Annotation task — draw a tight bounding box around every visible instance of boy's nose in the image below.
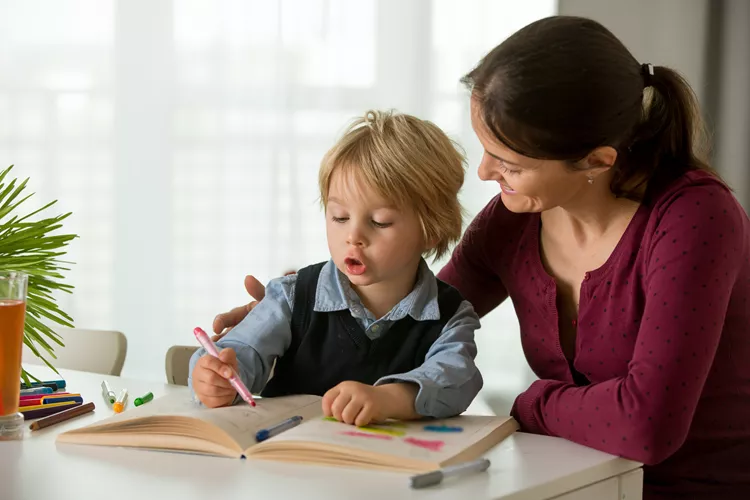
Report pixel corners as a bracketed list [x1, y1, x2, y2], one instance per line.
[347, 235, 365, 247]
[346, 227, 366, 247]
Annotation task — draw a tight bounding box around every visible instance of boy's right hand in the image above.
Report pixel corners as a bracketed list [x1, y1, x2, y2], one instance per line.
[191, 348, 240, 408]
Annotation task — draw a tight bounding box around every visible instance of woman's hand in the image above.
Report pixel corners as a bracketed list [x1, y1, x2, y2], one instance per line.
[211, 271, 296, 342]
[211, 275, 267, 341]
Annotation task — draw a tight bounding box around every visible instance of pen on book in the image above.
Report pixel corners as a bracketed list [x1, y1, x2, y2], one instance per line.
[101, 380, 116, 405]
[193, 327, 256, 407]
[30, 402, 95, 431]
[113, 389, 128, 413]
[256, 415, 303, 442]
[409, 458, 491, 489]
[134, 392, 153, 407]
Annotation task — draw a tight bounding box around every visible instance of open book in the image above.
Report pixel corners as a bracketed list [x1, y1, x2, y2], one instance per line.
[57, 393, 519, 472]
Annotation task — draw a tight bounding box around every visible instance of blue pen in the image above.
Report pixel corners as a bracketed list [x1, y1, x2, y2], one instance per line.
[255, 415, 303, 442]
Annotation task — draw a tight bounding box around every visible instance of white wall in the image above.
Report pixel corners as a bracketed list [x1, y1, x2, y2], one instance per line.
[558, 0, 710, 102]
[559, 0, 750, 210]
[712, 0, 750, 208]
[0, 1, 553, 400]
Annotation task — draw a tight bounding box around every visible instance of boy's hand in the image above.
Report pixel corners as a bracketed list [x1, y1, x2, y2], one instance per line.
[322, 381, 386, 426]
[322, 381, 419, 426]
[191, 348, 240, 408]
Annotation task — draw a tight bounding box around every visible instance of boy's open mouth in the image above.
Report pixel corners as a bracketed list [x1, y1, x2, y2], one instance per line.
[344, 257, 367, 276]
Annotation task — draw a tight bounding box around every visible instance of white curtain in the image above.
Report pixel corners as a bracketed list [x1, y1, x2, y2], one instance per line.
[0, 0, 555, 399]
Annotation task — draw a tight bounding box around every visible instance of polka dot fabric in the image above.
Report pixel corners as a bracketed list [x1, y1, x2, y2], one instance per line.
[438, 171, 750, 498]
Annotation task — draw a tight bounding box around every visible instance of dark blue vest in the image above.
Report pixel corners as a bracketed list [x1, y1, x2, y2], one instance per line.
[261, 262, 464, 397]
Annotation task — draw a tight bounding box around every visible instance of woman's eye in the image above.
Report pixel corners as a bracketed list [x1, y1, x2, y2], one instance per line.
[372, 220, 392, 228]
[497, 158, 521, 175]
[500, 164, 521, 175]
[331, 216, 348, 223]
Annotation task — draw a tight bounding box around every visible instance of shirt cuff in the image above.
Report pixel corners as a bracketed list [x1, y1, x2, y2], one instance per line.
[511, 379, 557, 435]
[374, 374, 432, 416]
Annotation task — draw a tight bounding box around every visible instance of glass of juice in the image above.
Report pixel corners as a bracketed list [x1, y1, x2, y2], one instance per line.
[0, 271, 28, 440]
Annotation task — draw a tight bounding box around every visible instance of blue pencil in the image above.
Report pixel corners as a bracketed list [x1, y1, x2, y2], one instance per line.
[20, 379, 66, 390]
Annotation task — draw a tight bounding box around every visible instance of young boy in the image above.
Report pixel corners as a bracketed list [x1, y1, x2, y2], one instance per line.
[189, 110, 482, 426]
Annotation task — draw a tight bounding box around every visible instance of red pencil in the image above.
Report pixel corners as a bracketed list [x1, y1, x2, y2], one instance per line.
[19, 393, 78, 406]
[20, 392, 70, 401]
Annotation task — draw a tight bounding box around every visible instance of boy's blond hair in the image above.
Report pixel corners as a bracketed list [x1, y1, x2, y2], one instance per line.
[319, 110, 466, 261]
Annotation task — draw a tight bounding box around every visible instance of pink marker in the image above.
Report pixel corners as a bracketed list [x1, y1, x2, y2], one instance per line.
[193, 327, 256, 407]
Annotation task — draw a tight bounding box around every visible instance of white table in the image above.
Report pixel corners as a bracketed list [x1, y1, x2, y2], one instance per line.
[1, 368, 642, 500]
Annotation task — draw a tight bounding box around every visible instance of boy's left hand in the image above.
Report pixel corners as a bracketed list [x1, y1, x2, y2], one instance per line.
[322, 381, 389, 426]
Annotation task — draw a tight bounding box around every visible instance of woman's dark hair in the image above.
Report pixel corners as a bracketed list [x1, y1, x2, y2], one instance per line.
[463, 16, 717, 202]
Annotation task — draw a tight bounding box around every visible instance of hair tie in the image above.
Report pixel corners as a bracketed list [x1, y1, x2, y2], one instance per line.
[641, 63, 655, 88]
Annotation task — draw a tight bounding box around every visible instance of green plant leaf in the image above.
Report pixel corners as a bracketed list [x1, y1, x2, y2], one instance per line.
[0, 165, 77, 378]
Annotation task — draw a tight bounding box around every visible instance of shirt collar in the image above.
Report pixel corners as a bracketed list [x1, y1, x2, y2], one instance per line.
[313, 259, 441, 321]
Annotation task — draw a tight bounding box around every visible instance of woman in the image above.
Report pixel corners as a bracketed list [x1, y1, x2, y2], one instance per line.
[210, 16, 750, 498]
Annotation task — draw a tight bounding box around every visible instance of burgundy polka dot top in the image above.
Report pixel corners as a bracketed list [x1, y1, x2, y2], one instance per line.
[438, 170, 750, 498]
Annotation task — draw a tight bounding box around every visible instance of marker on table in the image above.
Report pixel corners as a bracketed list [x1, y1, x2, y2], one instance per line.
[19, 395, 82, 408]
[20, 387, 53, 396]
[409, 458, 491, 489]
[20, 382, 59, 391]
[21, 379, 66, 390]
[193, 327, 256, 407]
[113, 389, 128, 413]
[134, 392, 153, 407]
[256, 415, 303, 442]
[101, 380, 116, 405]
[20, 401, 80, 414]
[20, 392, 70, 401]
[41, 396, 83, 406]
[22, 401, 82, 420]
[30, 402, 95, 431]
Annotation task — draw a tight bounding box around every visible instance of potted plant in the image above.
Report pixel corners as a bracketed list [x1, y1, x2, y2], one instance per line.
[0, 165, 78, 385]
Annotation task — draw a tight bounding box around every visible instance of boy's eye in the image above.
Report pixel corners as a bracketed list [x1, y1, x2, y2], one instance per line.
[331, 216, 348, 223]
[372, 220, 392, 228]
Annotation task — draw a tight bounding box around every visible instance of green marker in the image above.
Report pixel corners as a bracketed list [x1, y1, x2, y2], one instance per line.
[134, 392, 154, 407]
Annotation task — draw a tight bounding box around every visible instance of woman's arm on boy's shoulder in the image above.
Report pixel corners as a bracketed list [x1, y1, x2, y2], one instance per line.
[438, 194, 512, 316]
[188, 274, 297, 397]
[374, 299, 483, 418]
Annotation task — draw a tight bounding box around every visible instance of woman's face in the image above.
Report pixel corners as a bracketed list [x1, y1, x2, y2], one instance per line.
[470, 99, 598, 214]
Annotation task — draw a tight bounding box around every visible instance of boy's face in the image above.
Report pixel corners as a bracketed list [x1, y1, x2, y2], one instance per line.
[325, 169, 425, 289]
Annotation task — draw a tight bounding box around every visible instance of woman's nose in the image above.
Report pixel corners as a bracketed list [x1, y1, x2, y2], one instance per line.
[477, 153, 496, 181]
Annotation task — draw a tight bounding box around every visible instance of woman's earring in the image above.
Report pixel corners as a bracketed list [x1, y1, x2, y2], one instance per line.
[587, 175, 594, 185]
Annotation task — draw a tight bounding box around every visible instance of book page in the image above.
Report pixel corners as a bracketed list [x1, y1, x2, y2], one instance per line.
[61, 393, 323, 453]
[249, 414, 517, 470]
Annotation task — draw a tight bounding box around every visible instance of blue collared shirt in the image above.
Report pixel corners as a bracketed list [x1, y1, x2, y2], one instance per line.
[188, 259, 483, 418]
